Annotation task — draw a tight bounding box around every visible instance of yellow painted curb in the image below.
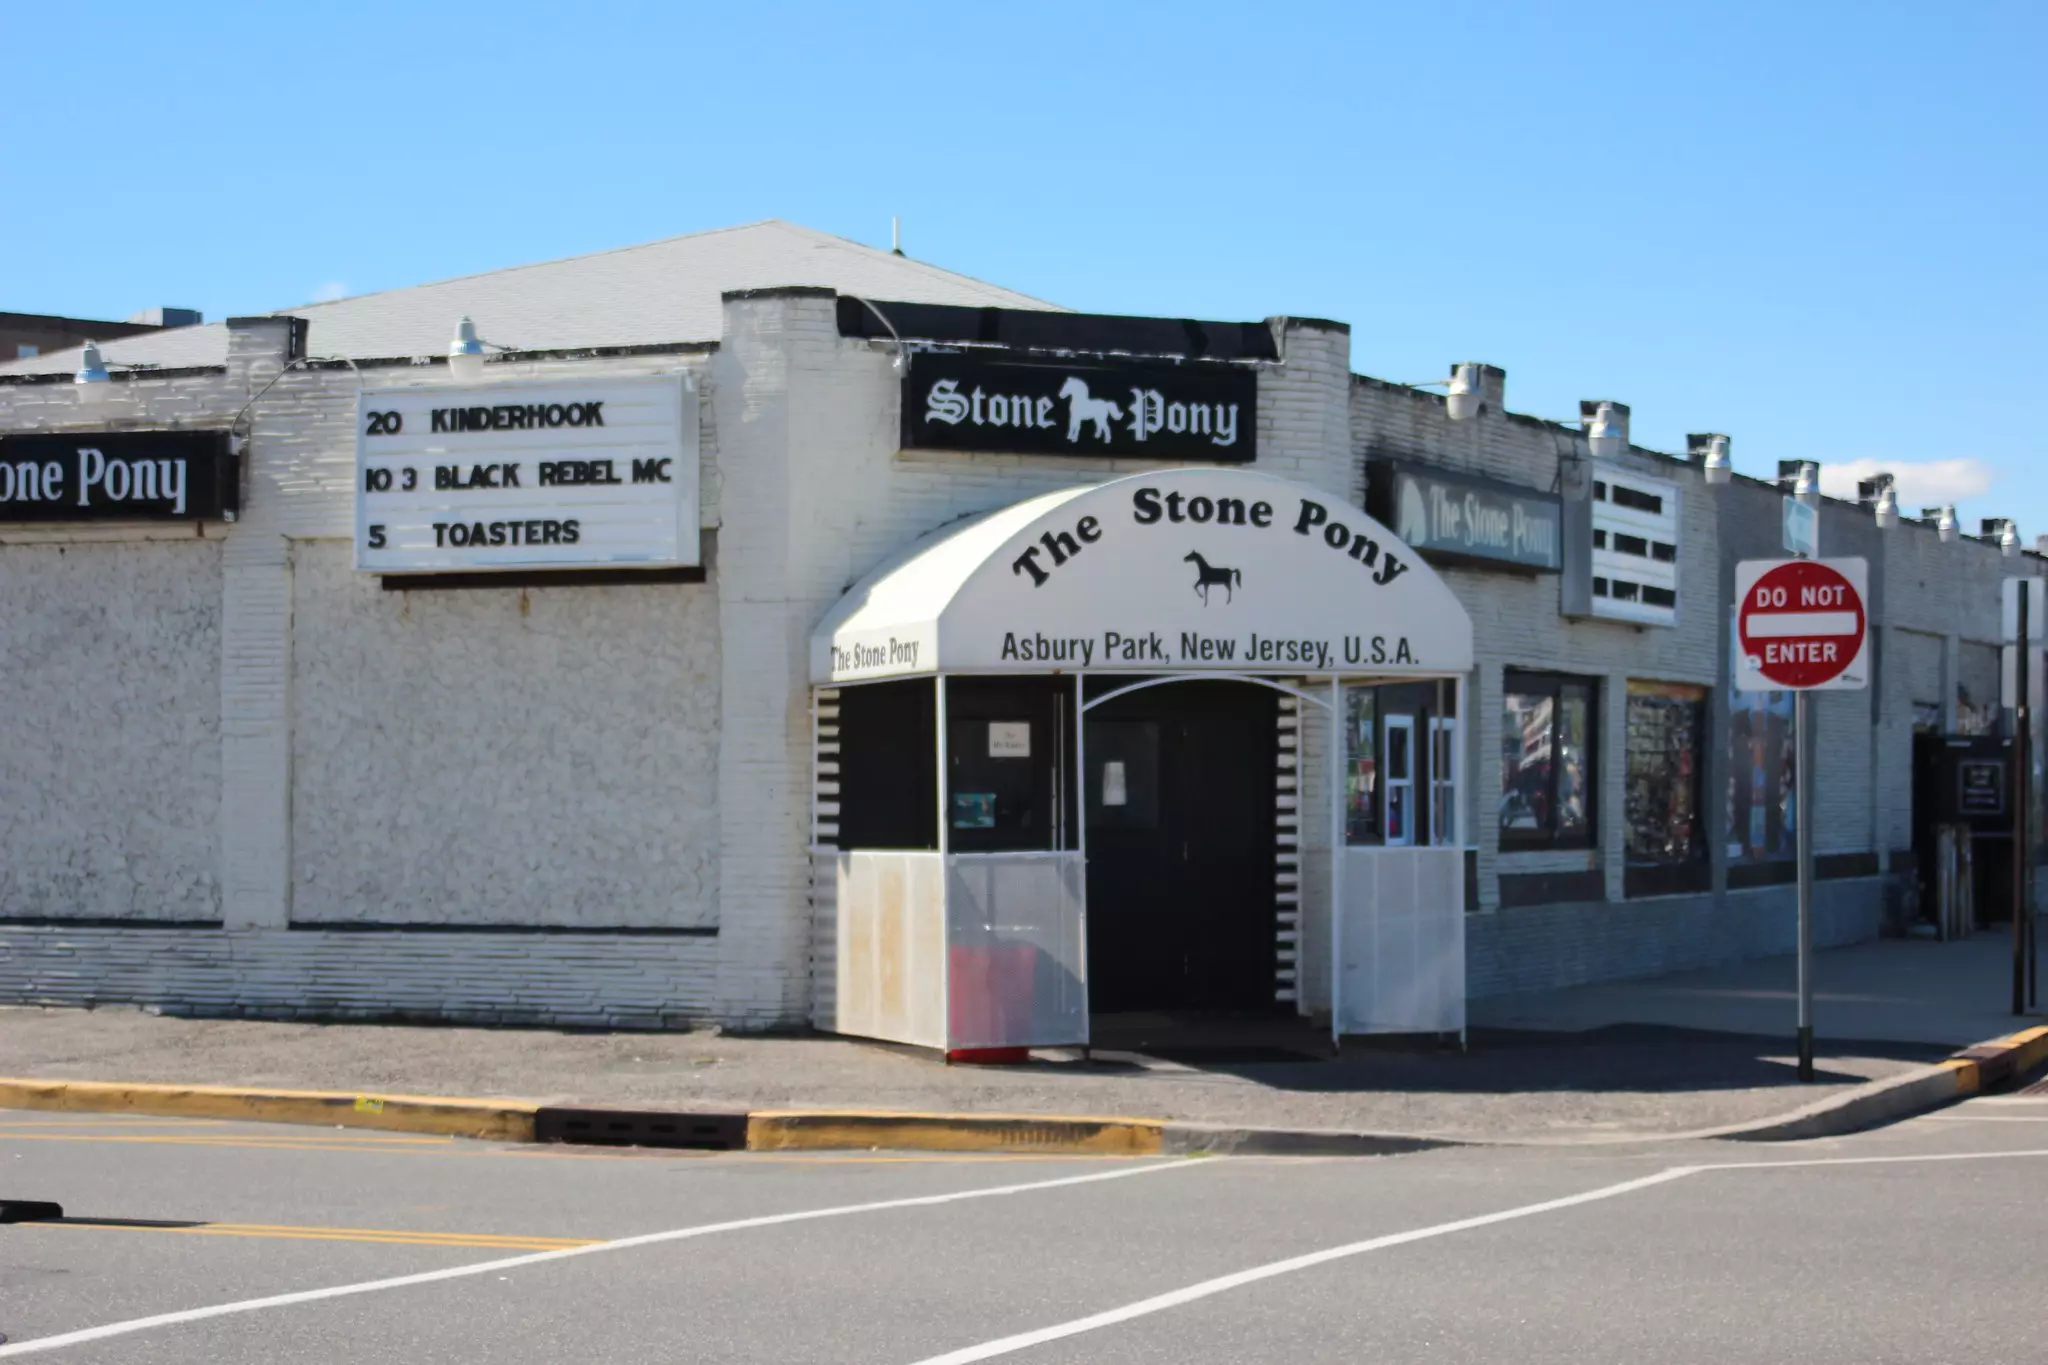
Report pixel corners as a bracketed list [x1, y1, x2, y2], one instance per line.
[1939, 1057, 1981, 1096]
[745, 1108, 1167, 1155]
[0, 1078, 537, 1142]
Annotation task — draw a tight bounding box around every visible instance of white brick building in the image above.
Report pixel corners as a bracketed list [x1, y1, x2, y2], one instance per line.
[0, 221, 2035, 1034]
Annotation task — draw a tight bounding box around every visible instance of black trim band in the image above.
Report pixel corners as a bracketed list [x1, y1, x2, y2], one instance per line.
[380, 566, 706, 591]
[0, 917, 222, 930]
[837, 297, 1280, 361]
[285, 922, 717, 936]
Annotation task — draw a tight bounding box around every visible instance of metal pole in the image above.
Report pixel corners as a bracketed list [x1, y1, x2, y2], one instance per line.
[1329, 675, 1345, 1050]
[1796, 687, 1815, 1082]
[1074, 671, 1090, 1049]
[2015, 581, 2030, 1016]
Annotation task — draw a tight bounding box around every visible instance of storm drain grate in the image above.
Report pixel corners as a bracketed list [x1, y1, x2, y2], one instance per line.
[533, 1108, 747, 1150]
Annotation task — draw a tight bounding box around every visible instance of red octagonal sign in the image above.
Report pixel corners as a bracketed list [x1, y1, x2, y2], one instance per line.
[1737, 558, 1867, 690]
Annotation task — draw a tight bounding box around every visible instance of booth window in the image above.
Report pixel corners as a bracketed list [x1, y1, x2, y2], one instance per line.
[833, 679, 938, 850]
[1346, 682, 1457, 847]
[1624, 681, 1708, 896]
[1499, 671, 1596, 849]
[944, 676, 1074, 853]
[1725, 688, 1796, 885]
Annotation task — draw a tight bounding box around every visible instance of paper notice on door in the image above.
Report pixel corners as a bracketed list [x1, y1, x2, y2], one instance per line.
[1102, 760, 1128, 807]
[988, 721, 1031, 759]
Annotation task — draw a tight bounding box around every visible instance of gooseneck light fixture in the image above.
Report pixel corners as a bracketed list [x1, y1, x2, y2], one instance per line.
[1405, 363, 1487, 421]
[73, 339, 160, 404]
[448, 317, 489, 383]
[1584, 402, 1627, 460]
[1701, 434, 1733, 486]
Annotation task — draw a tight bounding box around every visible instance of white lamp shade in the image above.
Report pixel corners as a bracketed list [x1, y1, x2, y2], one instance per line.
[74, 340, 111, 399]
[1702, 434, 1732, 485]
[448, 316, 487, 383]
[1445, 363, 1482, 421]
[1585, 402, 1626, 459]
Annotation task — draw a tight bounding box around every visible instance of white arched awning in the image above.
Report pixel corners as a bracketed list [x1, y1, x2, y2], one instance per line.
[811, 468, 1474, 684]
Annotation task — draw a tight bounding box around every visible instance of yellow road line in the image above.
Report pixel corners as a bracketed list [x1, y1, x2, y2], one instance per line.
[0, 1128, 457, 1144]
[31, 1222, 598, 1250]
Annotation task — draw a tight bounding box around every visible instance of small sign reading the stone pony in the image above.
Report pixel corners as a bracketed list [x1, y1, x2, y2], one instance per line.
[902, 353, 1257, 462]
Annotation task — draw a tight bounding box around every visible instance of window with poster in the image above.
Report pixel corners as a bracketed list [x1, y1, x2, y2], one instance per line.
[1344, 682, 1458, 848]
[1499, 671, 1597, 849]
[1726, 689, 1797, 886]
[1625, 681, 1709, 897]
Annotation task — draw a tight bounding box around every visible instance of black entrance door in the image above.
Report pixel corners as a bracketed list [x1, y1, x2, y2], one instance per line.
[1084, 681, 1278, 1013]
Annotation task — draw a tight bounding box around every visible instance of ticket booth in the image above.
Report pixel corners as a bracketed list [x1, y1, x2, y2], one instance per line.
[808, 469, 1476, 1055]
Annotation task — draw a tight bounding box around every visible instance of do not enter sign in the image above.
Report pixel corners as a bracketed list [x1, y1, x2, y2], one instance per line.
[1735, 557, 1869, 691]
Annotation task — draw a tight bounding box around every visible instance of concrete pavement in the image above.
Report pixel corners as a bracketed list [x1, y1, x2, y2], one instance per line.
[3, 1075, 2045, 1361]
[1472, 926, 2048, 1047]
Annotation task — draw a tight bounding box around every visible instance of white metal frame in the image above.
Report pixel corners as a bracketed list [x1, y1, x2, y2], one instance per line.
[820, 665, 1469, 1053]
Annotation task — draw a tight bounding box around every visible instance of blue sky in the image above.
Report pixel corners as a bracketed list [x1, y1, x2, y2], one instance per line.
[5, 2, 2040, 535]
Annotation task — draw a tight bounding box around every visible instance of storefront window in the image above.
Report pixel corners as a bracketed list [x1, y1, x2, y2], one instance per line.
[1726, 690, 1795, 866]
[1500, 671, 1596, 849]
[1625, 681, 1707, 896]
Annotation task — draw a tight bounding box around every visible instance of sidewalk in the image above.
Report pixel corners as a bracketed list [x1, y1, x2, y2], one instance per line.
[8, 930, 2039, 1145]
[1471, 929, 2048, 1048]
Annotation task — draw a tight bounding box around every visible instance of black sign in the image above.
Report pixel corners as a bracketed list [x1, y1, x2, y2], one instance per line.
[0, 431, 237, 522]
[1366, 460, 1560, 573]
[1958, 758, 2006, 817]
[902, 354, 1256, 462]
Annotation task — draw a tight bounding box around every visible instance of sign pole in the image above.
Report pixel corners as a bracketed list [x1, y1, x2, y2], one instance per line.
[1796, 686, 1815, 1081]
[2015, 580, 2030, 1016]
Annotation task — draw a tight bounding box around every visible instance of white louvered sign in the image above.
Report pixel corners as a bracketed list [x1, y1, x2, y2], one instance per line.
[1588, 463, 1680, 627]
[353, 374, 698, 573]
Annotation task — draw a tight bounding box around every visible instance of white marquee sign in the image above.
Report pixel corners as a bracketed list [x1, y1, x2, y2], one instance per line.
[814, 469, 1475, 682]
[353, 374, 698, 573]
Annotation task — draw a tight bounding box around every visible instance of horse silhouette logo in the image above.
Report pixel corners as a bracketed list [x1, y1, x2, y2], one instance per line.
[1184, 551, 1241, 605]
[1058, 377, 1123, 443]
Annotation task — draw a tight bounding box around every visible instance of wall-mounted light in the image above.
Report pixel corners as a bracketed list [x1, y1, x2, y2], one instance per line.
[1584, 402, 1627, 459]
[73, 340, 111, 402]
[2003, 522, 2022, 557]
[1691, 433, 1732, 486]
[1792, 461, 1819, 508]
[1446, 363, 1483, 421]
[1874, 483, 1898, 529]
[1402, 362, 1489, 420]
[448, 317, 488, 383]
[1938, 506, 1959, 544]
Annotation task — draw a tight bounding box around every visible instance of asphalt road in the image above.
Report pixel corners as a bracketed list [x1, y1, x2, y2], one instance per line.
[2, 1093, 2044, 1363]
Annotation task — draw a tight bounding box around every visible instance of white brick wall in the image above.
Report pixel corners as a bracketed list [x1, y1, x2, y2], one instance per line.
[0, 539, 223, 920]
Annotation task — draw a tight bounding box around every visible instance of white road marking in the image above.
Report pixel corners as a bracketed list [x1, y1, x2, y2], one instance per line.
[1920, 1115, 2048, 1122]
[0, 1159, 1201, 1358]
[902, 1147, 2048, 1365]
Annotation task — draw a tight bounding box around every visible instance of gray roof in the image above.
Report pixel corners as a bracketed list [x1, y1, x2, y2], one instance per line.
[0, 219, 1061, 377]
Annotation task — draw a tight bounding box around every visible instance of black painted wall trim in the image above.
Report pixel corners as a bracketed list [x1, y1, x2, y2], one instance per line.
[1816, 851, 1882, 880]
[1624, 861, 1712, 899]
[380, 566, 706, 591]
[1497, 868, 1606, 909]
[1728, 861, 1798, 889]
[0, 917, 223, 930]
[837, 297, 1280, 361]
[286, 922, 718, 936]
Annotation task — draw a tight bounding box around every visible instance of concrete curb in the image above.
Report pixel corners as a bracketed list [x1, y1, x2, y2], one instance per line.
[0, 1077, 538, 1142]
[2, 1025, 2041, 1156]
[1712, 1023, 2048, 1142]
